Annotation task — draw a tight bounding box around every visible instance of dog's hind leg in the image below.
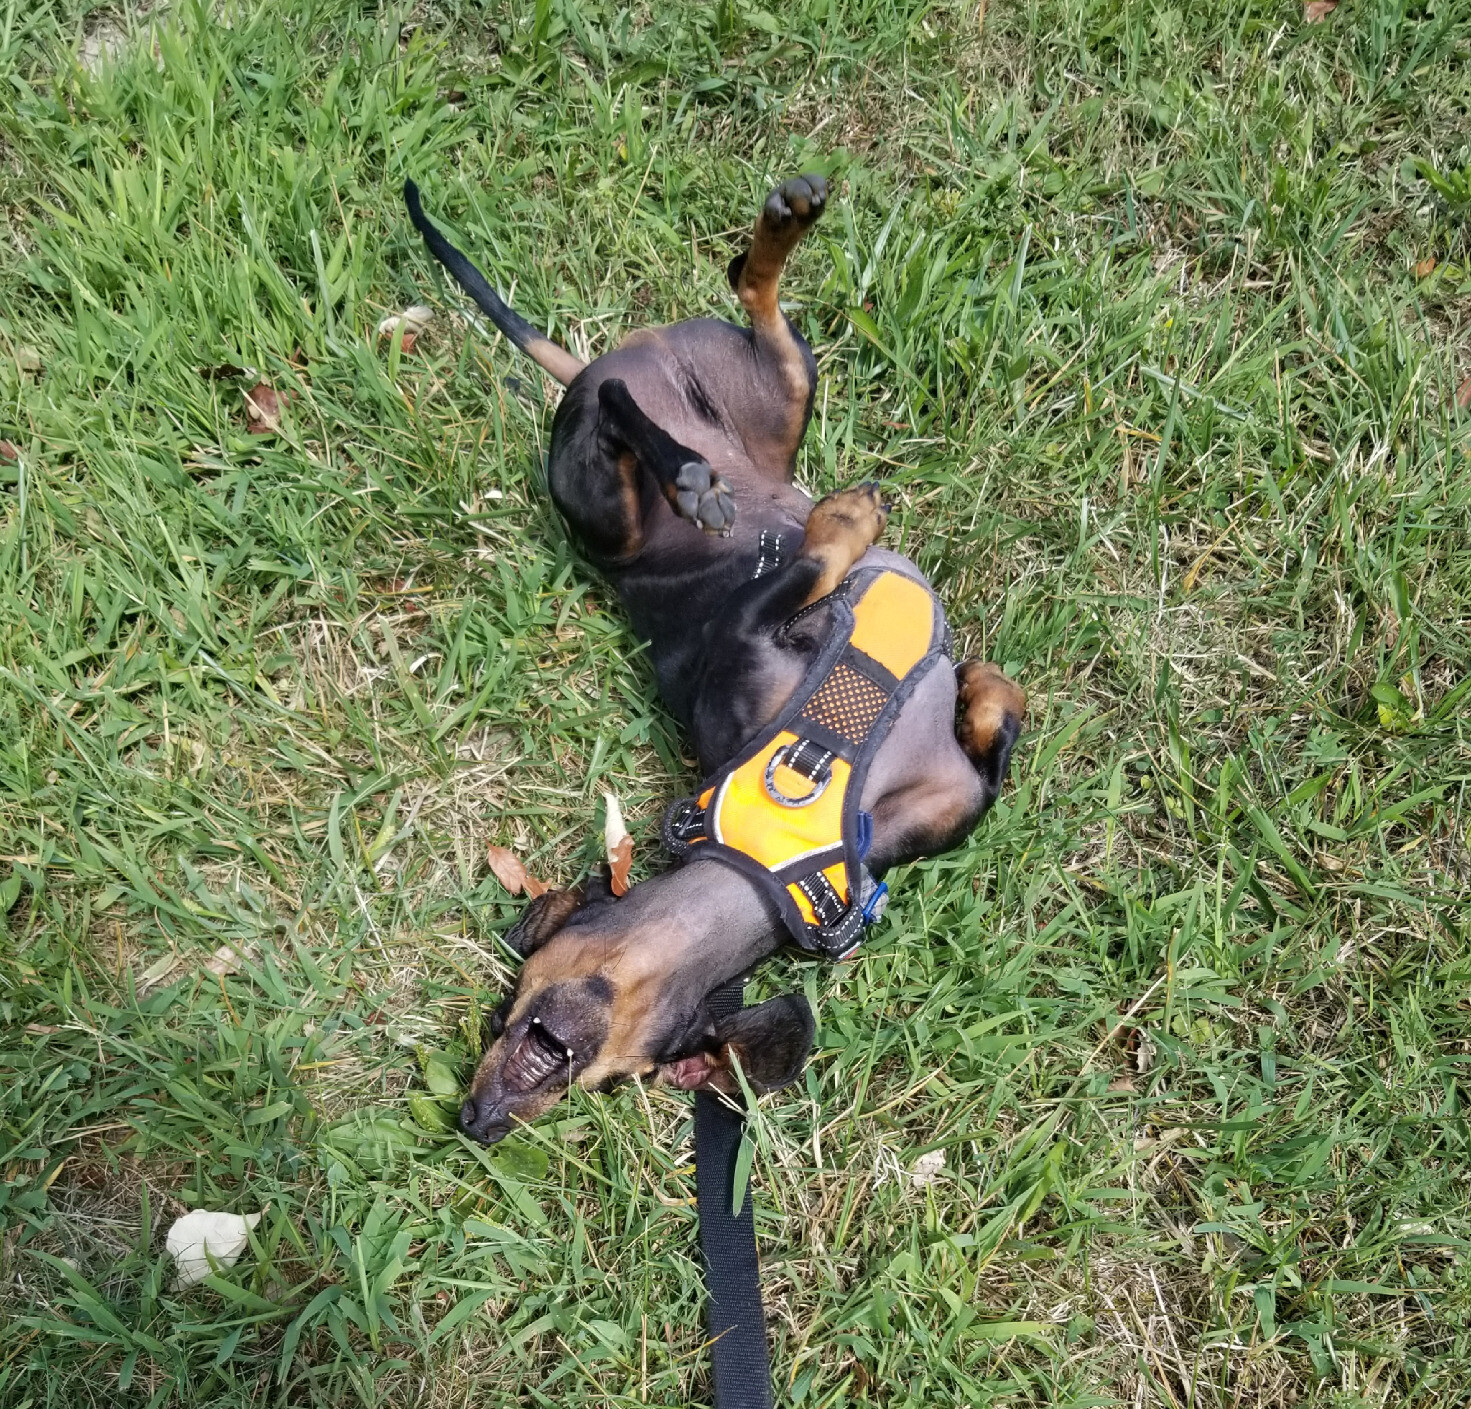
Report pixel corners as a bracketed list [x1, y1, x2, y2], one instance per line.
[729, 174, 828, 461]
[543, 375, 737, 560]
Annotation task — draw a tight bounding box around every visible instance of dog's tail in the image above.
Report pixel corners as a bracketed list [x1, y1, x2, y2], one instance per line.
[403, 179, 585, 387]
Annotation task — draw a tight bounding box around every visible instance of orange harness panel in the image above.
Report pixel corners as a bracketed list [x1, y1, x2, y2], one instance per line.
[663, 568, 949, 959]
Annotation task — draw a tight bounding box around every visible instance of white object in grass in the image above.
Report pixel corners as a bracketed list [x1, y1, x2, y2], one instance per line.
[165, 1209, 263, 1289]
[909, 1150, 945, 1190]
[376, 305, 434, 338]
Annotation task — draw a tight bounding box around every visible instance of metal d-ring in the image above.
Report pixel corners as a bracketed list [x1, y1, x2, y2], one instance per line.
[763, 743, 832, 808]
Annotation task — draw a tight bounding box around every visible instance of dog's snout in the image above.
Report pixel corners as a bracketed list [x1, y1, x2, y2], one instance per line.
[459, 1094, 508, 1145]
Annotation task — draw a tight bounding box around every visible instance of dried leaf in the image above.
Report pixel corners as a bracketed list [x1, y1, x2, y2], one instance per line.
[243, 381, 284, 435]
[604, 793, 634, 896]
[399, 331, 419, 355]
[165, 1208, 263, 1289]
[203, 945, 239, 977]
[1304, 0, 1336, 19]
[1413, 257, 1437, 278]
[376, 305, 433, 339]
[602, 792, 629, 854]
[15, 346, 41, 373]
[608, 836, 633, 896]
[1456, 375, 1471, 411]
[486, 844, 528, 896]
[523, 874, 551, 898]
[1108, 1076, 1137, 1093]
[0, 441, 16, 462]
[135, 951, 181, 997]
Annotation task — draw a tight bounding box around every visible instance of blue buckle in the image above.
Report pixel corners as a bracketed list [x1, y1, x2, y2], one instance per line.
[861, 879, 888, 926]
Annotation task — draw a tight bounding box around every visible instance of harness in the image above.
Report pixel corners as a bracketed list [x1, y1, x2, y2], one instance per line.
[663, 562, 951, 961]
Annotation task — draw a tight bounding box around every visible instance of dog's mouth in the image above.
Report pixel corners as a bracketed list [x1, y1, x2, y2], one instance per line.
[502, 1017, 575, 1093]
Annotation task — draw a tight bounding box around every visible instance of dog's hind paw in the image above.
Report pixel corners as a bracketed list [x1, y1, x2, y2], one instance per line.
[671, 459, 736, 535]
[764, 173, 827, 232]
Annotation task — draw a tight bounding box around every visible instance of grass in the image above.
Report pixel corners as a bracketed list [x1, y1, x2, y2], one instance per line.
[2, 0, 1470, 1404]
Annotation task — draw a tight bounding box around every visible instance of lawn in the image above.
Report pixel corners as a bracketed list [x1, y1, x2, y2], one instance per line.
[2, 0, 1470, 1405]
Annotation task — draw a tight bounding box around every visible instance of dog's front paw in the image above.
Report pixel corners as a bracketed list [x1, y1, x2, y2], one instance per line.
[805, 481, 889, 548]
[671, 459, 736, 535]
[763, 173, 828, 232]
[797, 481, 889, 602]
[955, 661, 1026, 764]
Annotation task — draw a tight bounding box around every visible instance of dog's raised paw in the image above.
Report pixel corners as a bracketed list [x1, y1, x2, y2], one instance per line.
[796, 482, 890, 603]
[955, 661, 1026, 762]
[805, 481, 889, 546]
[764, 173, 828, 231]
[672, 459, 736, 535]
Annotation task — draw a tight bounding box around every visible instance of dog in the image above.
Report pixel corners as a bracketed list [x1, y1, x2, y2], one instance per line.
[404, 173, 1025, 1145]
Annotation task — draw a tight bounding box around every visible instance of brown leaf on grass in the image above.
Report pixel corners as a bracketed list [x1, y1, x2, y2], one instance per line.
[1413, 257, 1437, 278]
[1304, 0, 1336, 19]
[523, 875, 551, 898]
[603, 792, 634, 896]
[244, 381, 285, 434]
[486, 844, 529, 895]
[608, 836, 634, 897]
[1456, 375, 1471, 411]
[0, 441, 17, 462]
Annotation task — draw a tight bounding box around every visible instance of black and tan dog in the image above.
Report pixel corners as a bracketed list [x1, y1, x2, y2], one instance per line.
[404, 173, 1024, 1144]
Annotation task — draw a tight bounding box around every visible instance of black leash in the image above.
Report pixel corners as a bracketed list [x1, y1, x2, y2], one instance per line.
[694, 979, 773, 1408]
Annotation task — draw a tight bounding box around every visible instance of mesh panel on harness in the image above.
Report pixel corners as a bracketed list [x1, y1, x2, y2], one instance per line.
[800, 661, 889, 746]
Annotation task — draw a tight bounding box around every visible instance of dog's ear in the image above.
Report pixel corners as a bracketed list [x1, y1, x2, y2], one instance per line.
[502, 886, 585, 957]
[581, 865, 618, 906]
[502, 871, 623, 958]
[719, 994, 815, 1091]
[661, 993, 815, 1094]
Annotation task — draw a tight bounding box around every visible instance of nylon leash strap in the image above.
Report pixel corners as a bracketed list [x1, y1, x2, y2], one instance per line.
[695, 978, 773, 1409]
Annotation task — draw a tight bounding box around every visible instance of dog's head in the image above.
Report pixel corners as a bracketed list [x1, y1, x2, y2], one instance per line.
[458, 876, 814, 1144]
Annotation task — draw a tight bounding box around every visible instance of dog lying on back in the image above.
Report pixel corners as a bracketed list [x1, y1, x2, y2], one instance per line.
[404, 173, 1024, 1143]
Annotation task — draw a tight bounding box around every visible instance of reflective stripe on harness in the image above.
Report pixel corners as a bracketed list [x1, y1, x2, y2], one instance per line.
[663, 566, 950, 960]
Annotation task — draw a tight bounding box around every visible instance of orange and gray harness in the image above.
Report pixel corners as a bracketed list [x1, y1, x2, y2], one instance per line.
[663, 559, 952, 960]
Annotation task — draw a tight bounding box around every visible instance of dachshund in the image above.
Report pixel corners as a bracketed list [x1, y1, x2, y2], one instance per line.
[404, 173, 1024, 1144]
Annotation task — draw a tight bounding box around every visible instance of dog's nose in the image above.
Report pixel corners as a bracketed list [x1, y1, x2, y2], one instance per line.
[459, 1094, 509, 1145]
